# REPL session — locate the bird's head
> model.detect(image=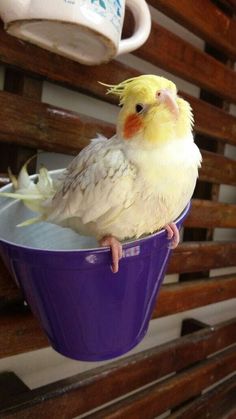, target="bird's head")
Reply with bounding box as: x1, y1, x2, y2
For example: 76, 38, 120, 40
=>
106, 75, 193, 147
